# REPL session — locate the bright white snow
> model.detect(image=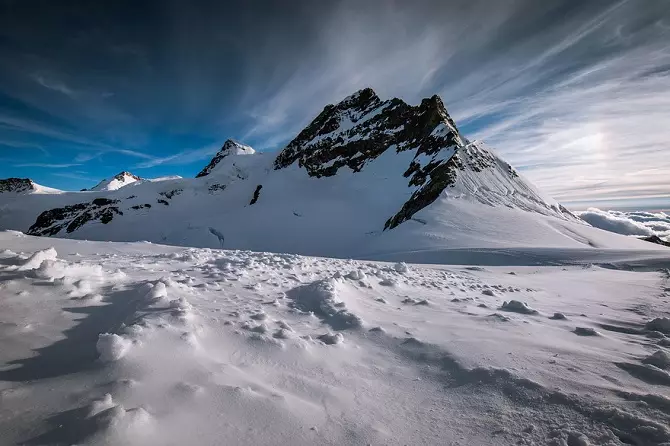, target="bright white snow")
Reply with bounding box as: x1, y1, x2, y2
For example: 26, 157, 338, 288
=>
1, 230, 669, 445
